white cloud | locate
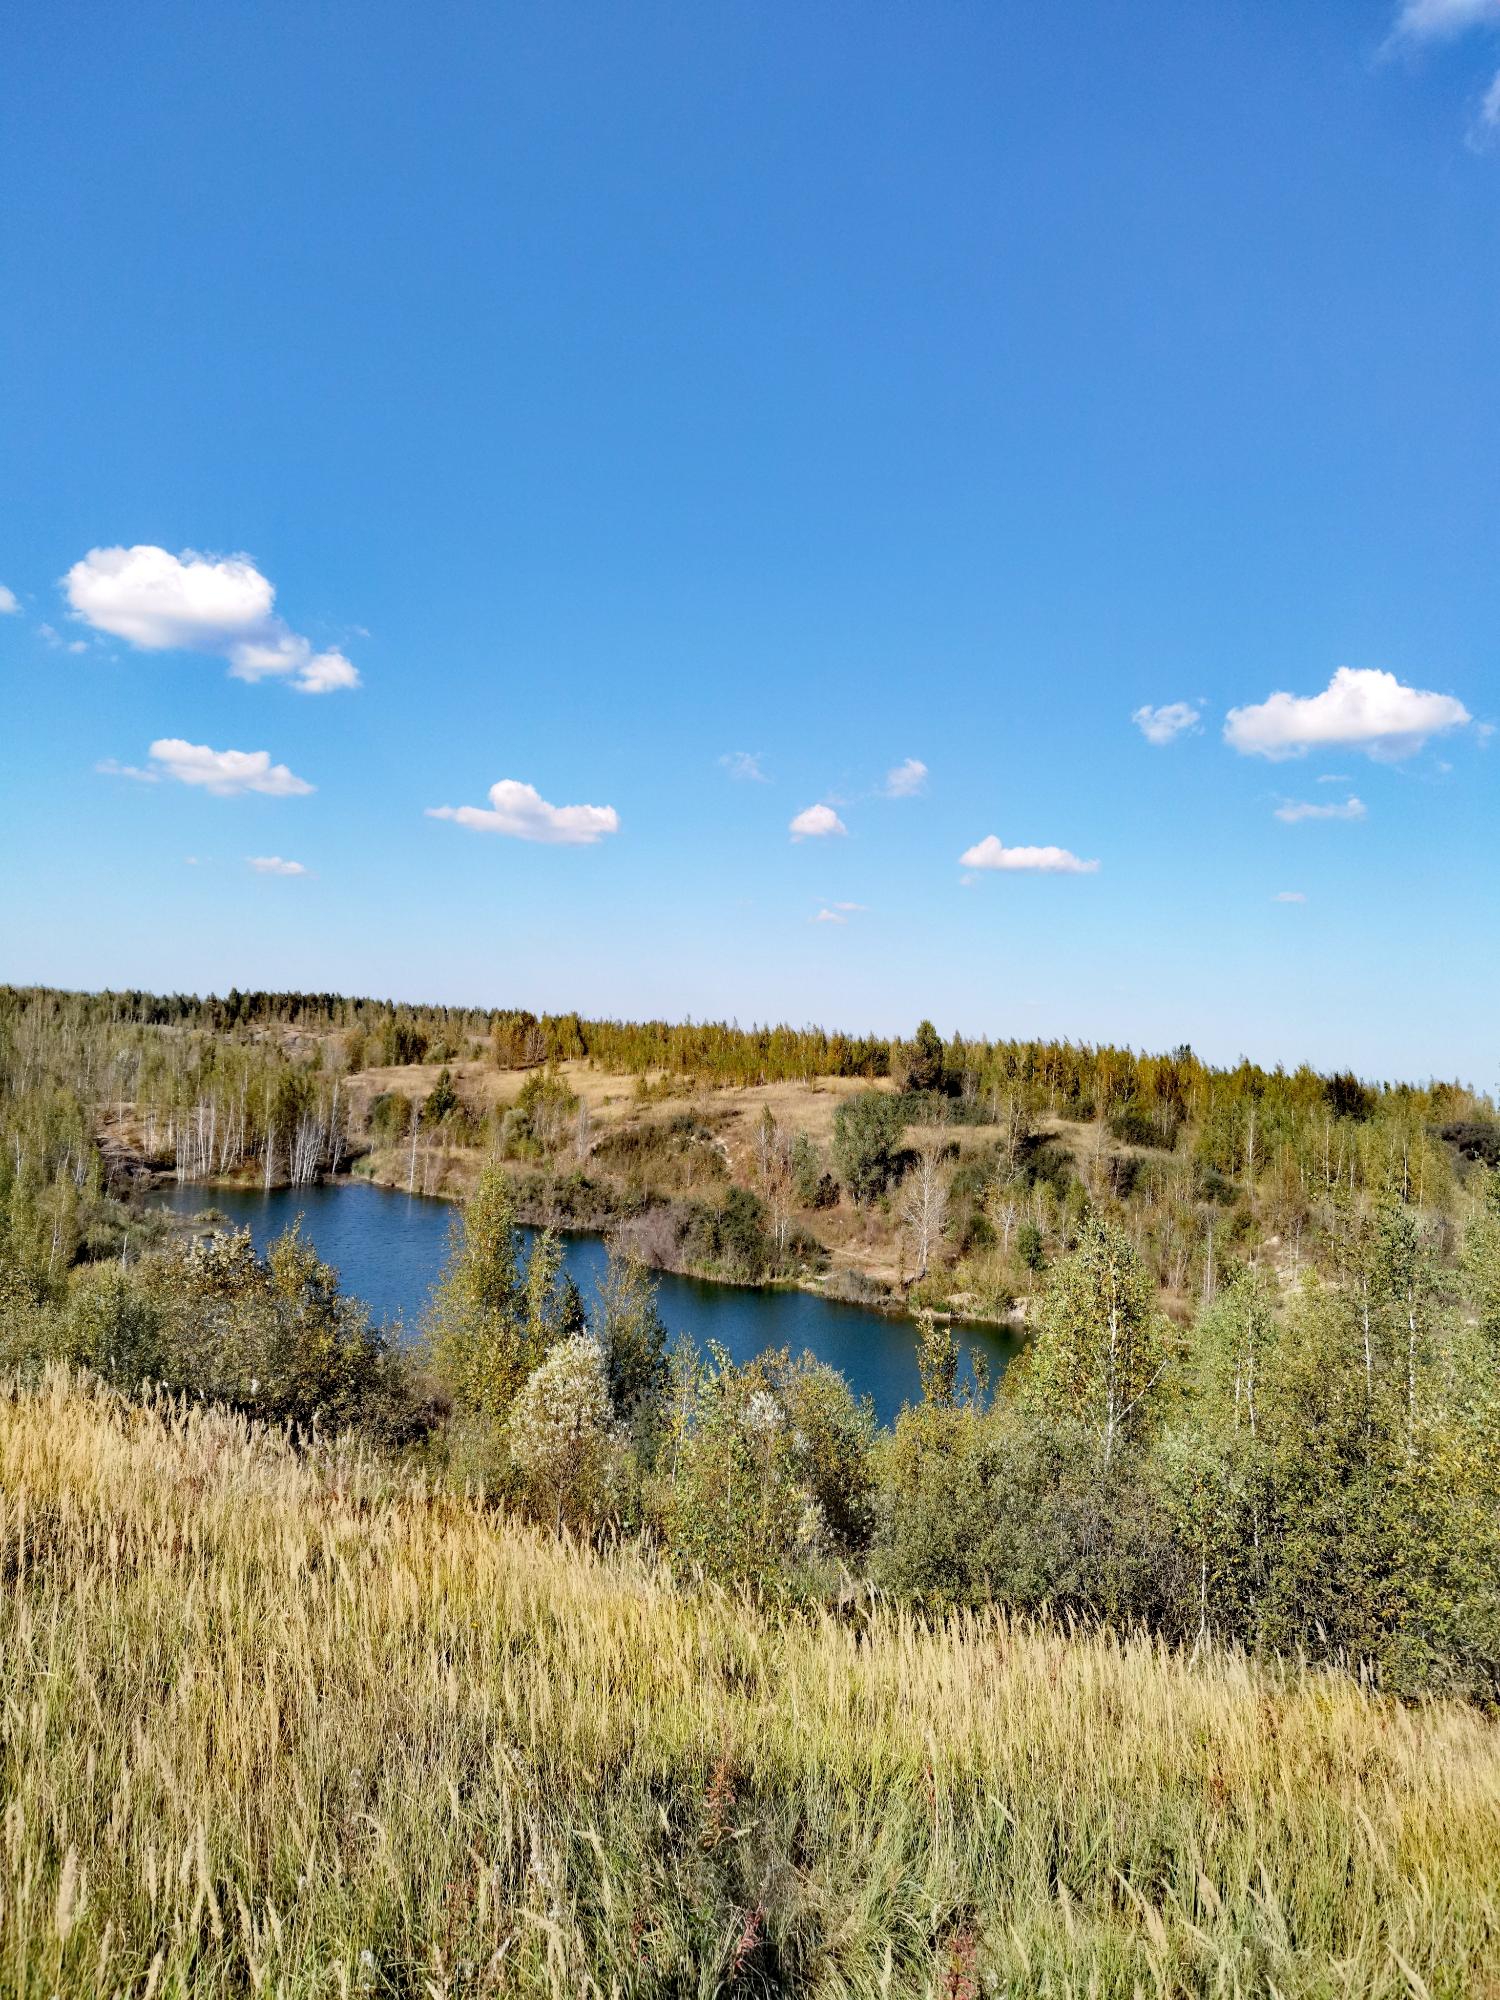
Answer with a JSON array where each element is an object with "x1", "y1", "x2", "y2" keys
[
  {"x1": 959, "y1": 836, "x2": 1100, "y2": 874},
  {"x1": 63, "y1": 544, "x2": 361, "y2": 693},
  {"x1": 0, "y1": 585, "x2": 18, "y2": 615},
  {"x1": 1132, "y1": 701, "x2": 1201, "y2": 746},
  {"x1": 291, "y1": 648, "x2": 360, "y2": 693},
  {"x1": 833, "y1": 900, "x2": 867, "y2": 912},
  {"x1": 813, "y1": 908, "x2": 848, "y2": 925},
  {"x1": 1481, "y1": 63, "x2": 1500, "y2": 127},
  {"x1": 789, "y1": 803, "x2": 847, "y2": 840},
  {"x1": 883, "y1": 757, "x2": 928, "y2": 798},
  {"x1": 1273, "y1": 891, "x2": 1308, "y2": 903},
  {"x1": 1224, "y1": 667, "x2": 1470, "y2": 761},
  {"x1": 95, "y1": 758, "x2": 159, "y2": 784},
  {"x1": 39, "y1": 621, "x2": 89, "y2": 654},
  {"x1": 719, "y1": 751, "x2": 769, "y2": 783},
  {"x1": 248, "y1": 856, "x2": 309, "y2": 877},
  {"x1": 1392, "y1": 0, "x2": 1500, "y2": 39},
  {"x1": 426, "y1": 778, "x2": 619, "y2": 846},
  {"x1": 135, "y1": 739, "x2": 315, "y2": 797},
  {"x1": 1273, "y1": 795, "x2": 1367, "y2": 824}
]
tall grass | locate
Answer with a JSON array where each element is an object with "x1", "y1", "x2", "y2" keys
[{"x1": 3, "y1": 1372, "x2": 1498, "y2": 1997}]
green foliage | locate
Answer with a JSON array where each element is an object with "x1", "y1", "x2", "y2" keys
[
  {"x1": 367, "y1": 1089, "x2": 413, "y2": 1143},
  {"x1": 788, "y1": 1130, "x2": 836, "y2": 1208},
  {"x1": 1023, "y1": 1215, "x2": 1171, "y2": 1467},
  {"x1": 423, "y1": 1164, "x2": 529, "y2": 1420},
  {"x1": 681, "y1": 1186, "x2": 773, "y2": 1281},
  {"x1": 658, "y1": 1344, "x2": 874, "y2": 1590},
  {"x1": 596, "y1": 1239, "x2": 668, "y2": 1421},
  {"x1": 831, "y1": 1090, "x2": 906, "y2": 1203},
  {"x1": 499, "y1": 1068, "x2": 581, "y2": 1159},
  {"x1": 1463, "y1": 1171, "x2": 1500, "y2": 1352},
  {"x1": 423, "y1": 1066, "x2": 459, "y2": 1122},
  {"x1": 508, "y1": 1333, "x2": 622, "y2": 1531}
]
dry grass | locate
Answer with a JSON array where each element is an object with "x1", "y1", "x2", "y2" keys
[
  {"x1": 3, "y1": 1370, "x2": 1499, "y2": 1996},
  {"x1": 349, "y1": 1060, "x2": 888, "y2": 1143}
]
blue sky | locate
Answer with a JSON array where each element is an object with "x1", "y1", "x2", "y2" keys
[{"x1": 2, "y1": 0, "x2": 1497, "y2": 1087}]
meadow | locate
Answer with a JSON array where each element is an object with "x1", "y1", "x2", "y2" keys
[{"x1": 4, "y1": 1368, "x2": 1499, "y2": 1999}]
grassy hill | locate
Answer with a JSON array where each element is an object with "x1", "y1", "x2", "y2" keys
[{"x1": 4, "y1": 1370, "x2": 1499, "y2": 1998}]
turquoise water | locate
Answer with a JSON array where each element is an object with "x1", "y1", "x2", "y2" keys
[{"x1": 149, "y1": 1178, "x2": 1019, "y2": 1426}]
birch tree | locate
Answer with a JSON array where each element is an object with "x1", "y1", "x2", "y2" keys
[
  {"x1": 900, "y1": 1142, "x2": 950, "y2": 1280},
  {"x1": 1026, "y1": 1214, "x2": 1170, "y2": 1468}
]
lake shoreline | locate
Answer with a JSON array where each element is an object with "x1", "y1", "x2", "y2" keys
[
  {"x1": 144, "y1": 1177, "x2": 1022, "y2": 1426},
  {"x1": 134, "y1": 1157, "x2": 1023, "y2": 1336}
]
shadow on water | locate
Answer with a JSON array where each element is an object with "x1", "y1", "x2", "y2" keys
[{"x1": 148, "y1": 1178, "x2": 1021, "y2": 1427}]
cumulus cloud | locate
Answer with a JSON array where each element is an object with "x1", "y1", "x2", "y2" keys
[
  {"x1": 813, "y1": 908, "x2": 848, "y2": 925},
  {"x1": 1273, "y1": 891, "x2": 1308, "y2": 903},
  {"x1": 113, "y1": 739, "x2": 318, "y2": 797},
  {"x1": 1132, "y1": 701, "x2": 1201, "y2": 745},
  {"x1": 719, "y1": 751, "x2": 769, "y2": 783},
  {"x1": 0, "y1": 585, "x2": 18, "y2": 615},
  {"x1": 959, "y1": 836, "x2": 1100, "y2": 874},
  {"x1": 289, "y1": 648, "x2": 360, "y2": 692},
  {"x1": 248, "y1": 856, "x2": 309, "y2": 877},
  {"x1": 789, "y1": 803, "x2": 847, "y2": 840},
  {"x1": 1224, "y1": 667, "x2": 1470, "y2": 761},
  {"x1": 426, "y1": 778, "x2": 619, "y2": 846},
  {"x1": 1273, "y1": 795, "x2": 1367, "y2": 824},
  {"x1": 883, "y1": 757, "x2": 928, "y2": 798},
  {"x1": 63, "y1": 544, "x2": 361, "y2": 693}
]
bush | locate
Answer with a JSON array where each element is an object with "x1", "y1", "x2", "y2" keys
[
  {"x1": 682, "y1": 1186, "x2": 772, "y2": 1281},
  {"x1": 831, "y1": 1091, "x2": 906, "y2": 1203}
]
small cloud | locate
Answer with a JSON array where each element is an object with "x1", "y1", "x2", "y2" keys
[
  {"x1": 1272, "y1": 891, "x2": 1308, "y2": 903},
  {"x1": 959, "y1": 836, "x2": 1100, "y2": 874},
  {"x1": 291, "y1": 648, "x2": 360, "y2": 693},
  {"x1": 38, "y1": 621, "x2": 89, "y2": 654},
  {"x1": 1225, "y1": 666, "x2": 1470, "y2": 761},
  {"x1": 0, "y1": 584, "x2": 18, "y2": 615},
  {"x1": 113, "y1": 739, "x2": 317, "y2": 797},
  {"x1": 883, "y1": 757, "x2": 928, "y2": 798},
  {"x1": 813, "y1": 908, "x2": 848, "y2": 925},
  {"x1": 1273, "y1": 795, "x2": 1366, "y2": 824},
  {"x1": 833, "y1": 900, "x2": 867, "y2": 912},
  {"x1": 426, "y1": 778, "x2": 619, "y2": 845},
  {"x1": 95, "y1": 758, "x2": 159, "y2": 784},
  {"x1": 63, "y1": 543, "x2": 362, "y2": 693},
  {"x1": 1390, "y1": 0, "x2": 1500, "y2": 42},
  {"x1": 790, "y1": 803, "x2": 847, "y2": 840},
  {"x1": 1315, "y1": 773, "x2": 1352, "y2": 783},
  {"x1": 1132, "y1": 701, "x2": 1201, "y2": 746},
  {"x1": 248, "y1": 855, "x2": 309, "y2": 877},
  {"x1": 184, "y1": 856, "x2": 200, "y2": 866},
  {"x1": 719, "y1": 751, "x2": 769, "y2": 783}
]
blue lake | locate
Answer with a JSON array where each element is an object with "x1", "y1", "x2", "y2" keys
[{"x1": 149, "y1": 1178, "x2": 1020, "y2": 1426}]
